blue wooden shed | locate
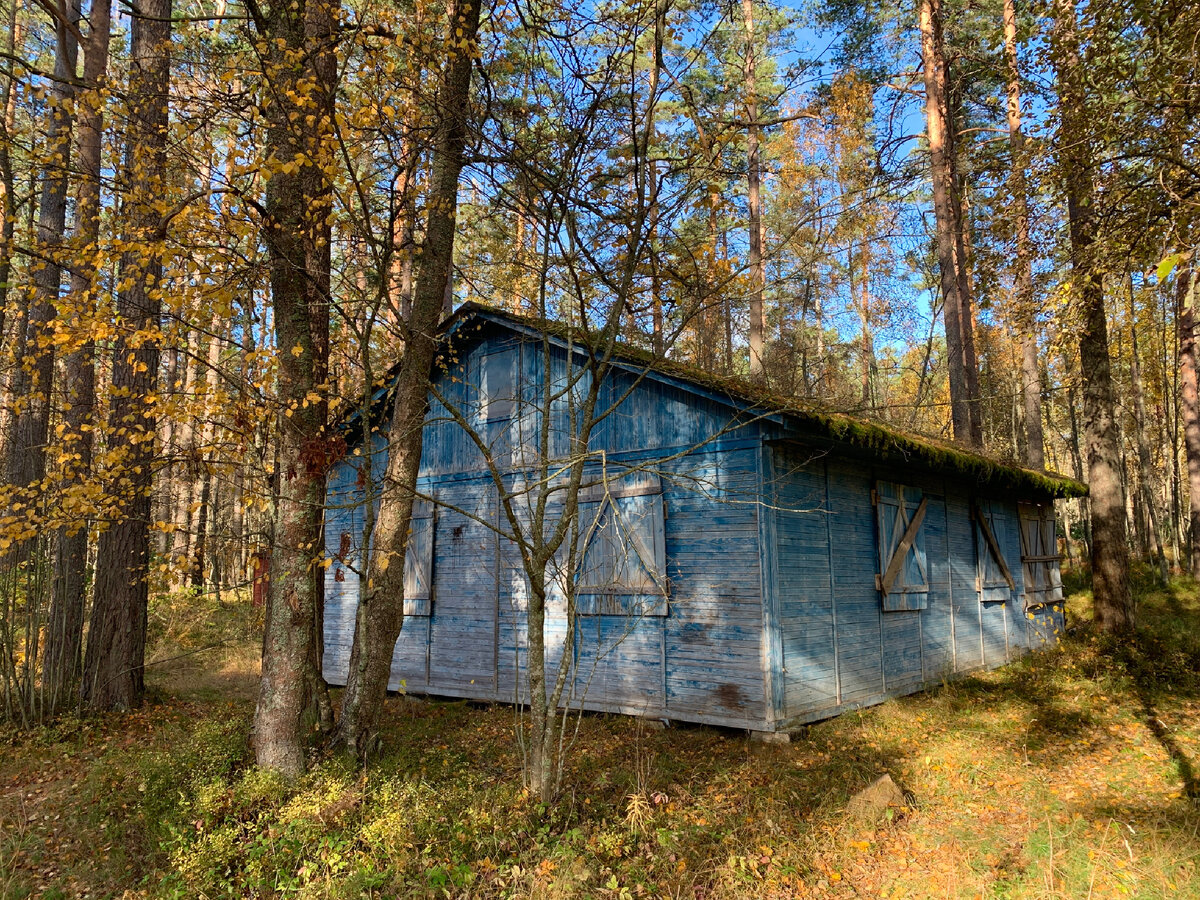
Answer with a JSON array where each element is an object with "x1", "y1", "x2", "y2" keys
[{"x1": 322, "y1": 304, "x2": 1083, "y2": 734}]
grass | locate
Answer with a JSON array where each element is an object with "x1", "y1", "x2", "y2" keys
[{"x1": 1, "y1": 577, "x2": 1198, "y2": 898}]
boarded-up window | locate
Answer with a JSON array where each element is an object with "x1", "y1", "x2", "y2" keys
[
  {"x1": 577, "y1": 474, "x2": 667, "y2": 616},
  {"x1": 874, "y1": 481, "x2": 929, "y2": 611},
  {"x1": 974, "y1": 500, "x2": 1016, "y2": 603},
  {"x1": 1018, "y1": 502, "x2": 1062, "y2": 609},
  {"x1": 403, "y1": 499, "x2": 434, "y2": 616},
  {"x1": 480, "y1": 349, "x2": 517, "y2": 422}
]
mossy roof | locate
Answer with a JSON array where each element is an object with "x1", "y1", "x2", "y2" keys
[
  {"x1": 443, "y1": 303, "x2": 1087, "y2": 499},
  {"x1": 340, "y1": 302, "x2": 1085, "y2": 500}
]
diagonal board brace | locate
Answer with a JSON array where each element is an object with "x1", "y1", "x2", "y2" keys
[
  {"x1": 974, "y1": 503, "x2": 1016, "y2": 590},
  {"x1": 879, "y1": 495, "x2": 928, "y2": 596}
]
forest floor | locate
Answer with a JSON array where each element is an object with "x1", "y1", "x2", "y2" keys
[{"x1": 2, "y1": 576, "x2": 1199, "y2": 899}]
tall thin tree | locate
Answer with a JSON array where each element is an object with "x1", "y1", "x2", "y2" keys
[
  {"x1": 1002, "y1": 0, "x2": 1043, "y2": 469},
  {"x1": 82, "y1": 0, "x2": 172, "y2": 710},
  {"x1": 45, "y1": 0, "x2": 113, "y2": 700},
  {"x1": 252, "y1": 0, "x2": 339, "y2": 774},
  {"x1": 918, "y1": 0, "x2": 977, "y2": 447},
  {"x1": 1051, "y1": 0, "x2": 1132, "y2": 631},
  {"x1": 335, "y1": 0, "x2": 483, "y2": 759},
  {"x1": 743, "y1": 0, "x2": 765, "y2": 379}
]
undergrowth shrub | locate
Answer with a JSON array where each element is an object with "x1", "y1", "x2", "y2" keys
[{"x1": 146, "y1": 586, "x2": 262, "y2": 655}]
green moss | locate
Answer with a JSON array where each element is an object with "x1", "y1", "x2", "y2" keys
[{"x1": 445, "y1": 302, "x2": 1087, "y2": 500}]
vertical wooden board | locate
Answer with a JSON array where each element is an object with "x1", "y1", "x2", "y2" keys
[
  {"x1": 918, "y1": 493, "x2": 955, "y2": 681},
  {"x1": 972, "y1": 496, "x2": 1011, "y2": 670},
  {"x1": 424, "y1": 354, "x2": 468, "y2": 473},
  {"x1": 946, "y1": 489, "x2": 984, "y2": 672},
  {"x1": 571, "y1": 615, "x2": 606, "y2": 708},
  {"x1": 825, "y1": 460, "x2": 884, "y2": 704},
  {"x1": 595, "y1": 615, "x2": 665, "y2": 716},
  {"x1": 996, "y1": 499, "x2": 1030, "y2": 655},
  {"x1": 389, "y1": 617, "x2": 429, "y2": 692},
  {"x1": 322, "y1": 458, "x2": 365, "y2": 687},
  {"x1": 922, "y1": 583, "x2": 955, "y2": 680},
  {"x1": 882, "y1": 610, "x2": 924, "y2": 691},
  {"x1": 875, "y1": 481, "x2": 927, "y2": 680},
  {"x1": 773, "y1": 446, "x2": 837, "y2": 718},
  {"x1": 660, "y1": 447, "x2": 766, "y2": 727},
  {"x1": 321, "y1": 570, "x2": 357, "y2": 685},
  {"x1": 1027, "y1": 599, "x2": 1063, "y2": 647},
  {"x1": 979, "y1": 590, "x2": 1009, "y2": 668},
  {"x1": 427, "y1": 480, "x2": 498, "y2": 696}
]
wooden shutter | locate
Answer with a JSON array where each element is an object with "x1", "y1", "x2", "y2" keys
[
  {"x1": 576, "y1": 475, "x2": 667, "y2": 616},
  {"x1": 576, "y1": 499, "x2": 611, "y2": 598},
  {"x1": 974, "y1": 500, "x2": 1015, "y2": 603},
  {"x1": 875, "y1": 482, "x2": 929, "y2": 612},
  {"x1": 403, "y1": 499, "x2": 434, "y2": 616},
  {"x1": 1019, "y1": 502, "x2": 1062, "y2": 609}
]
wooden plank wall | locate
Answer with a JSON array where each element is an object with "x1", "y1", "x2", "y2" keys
[
  {"x1": 771, "y1": 444, "x2": 1065, "y2": 727},
  {"x1": 322, "y1": 320, "x2": 1064, "y2": 733},
  {"x1": 490, "y1": 446, "x2": 767, "y2": 729},
  {"x1": 323, "y1": 325, "x2": 773, "y2": 730}
]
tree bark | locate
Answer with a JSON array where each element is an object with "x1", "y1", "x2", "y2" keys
[
  {"x1": 170, "y1": 334, "x2": 198, "y2": 570},
  {"x1": 1003, "y1": 0, "x2": 1043, "y2": 468},
  {"x1": 947, "y1": 108, "x2": 983, "y2": 446},
  {"x1": 1128, "y1": 279, "x2": 1168, "y2": 582},
  {"x1": 5, "y1": 0, "x2": 77, "y2": 498},
  {"x1": 45, "y1": 0, "x2": 112, "y2": 699},
  {"x1": 919, "y1": 0, "x2": 976, "y2": 447},
  {"x1": 1176, "y1": 262, "x2": 1200, "y2": 579},
  {"x1": 0, "y1": 0, "x2": 22, "y2": 347},
  {"x1": 1052, "y1": 0, "x2": 1131, "y2": 631},
  {"x1": 335, "y1": 0, "x2": 482, "y2": 760},
  {"x1": 82, "y1": 0, "x2": 172, "y2": 711},
  {"x1": 742, "y1": 0, "x2": 764, "y2": 380},
  {"x1": 252, "y1": 0, "x2": 338, "y2": 775}
]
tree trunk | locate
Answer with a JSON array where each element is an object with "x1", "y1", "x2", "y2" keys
[
  {"x1": 0, "y1": 0, "x2": 23, "y2": 346},
  {"x1": 1128, "y1": 279, "x2": 1168, "y2": 582},
  {"x1": 82, "y1": 0, "x2": 172, "y2": 711},
  {"x1": 742, "y1": 0, "x2": 764, "y2": 380},
  {"x1": 1052, "y1": 0, "x2": 1131, "y2": 631},
  {"x1": 1003, "y1": 0, "x2": 1043, "y2": 468},
  {"x1": 45, "y1": 0, "x2": 113, "y2": 699},
  {"x1": 918, "y1": 0, "x2": 975, "y2": 447},
  {"x1": 1176, "y1": 262, "x2": 1200, "y2": 579},
  {"x1": 948, "y1": 113, "x2": 983, "y2": 446},
  {"x1": 335, "y1": 0, "x2": 482, "y2": 760},
  {"x1": 5, "y1": 0, "x2": 77, "y2": 499},
  {"x1": 171, "y1": 334, "x2": 198, "y2": 570},
  {"x1": 252, "y1": 0, "x2": 338, "y2": 775},
  {"x1": 190, "y1": 325, "x2": 223, "y2": 588},
  {"x1": 855, "y1": 239, "x2": 875, "y2": 410},
  {"x1": 231, "y1": 293, "x2": 257, "y2": 580},
  {"x1": 1163, "y1": 280, "x2": 1183, "y2": 569}
]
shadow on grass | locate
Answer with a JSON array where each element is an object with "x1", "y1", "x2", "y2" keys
[
  {"x1": 941, "y1": 666, "x2": 1098, "y2": 745},
  {"x1": 1073, "y1": 796, "x2": 1200, "y2": 851}
]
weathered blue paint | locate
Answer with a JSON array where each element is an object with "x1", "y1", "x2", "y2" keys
[{"x1": 323, "y1": 307, "x2": 1072, "y2": 732}]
